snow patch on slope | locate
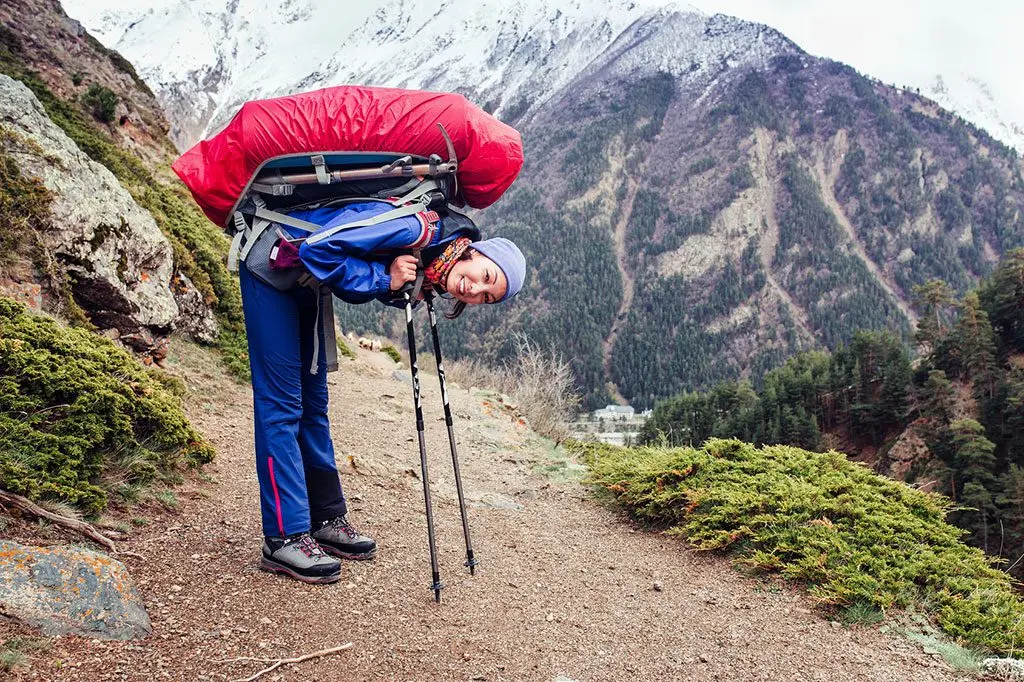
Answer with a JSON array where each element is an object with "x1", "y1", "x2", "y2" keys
[{"x1": 926, "y1": 73, "x2": 1024, "y2": 153}]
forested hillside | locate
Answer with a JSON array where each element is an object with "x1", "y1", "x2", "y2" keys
[
  {"x1": 641, "y1": 249, "x2": 1024, "y2": 571},
  {"x1": 58, "y1": 1, "x2": 1024, "y2": 413},
  {"x1": 335, "y1": 31, "x2": 1024, "y2": 411}
]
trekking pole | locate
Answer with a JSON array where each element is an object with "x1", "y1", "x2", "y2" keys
[
  {"x1": 402, "y1": 283, "x2": 444, "y2": 603},
  {"x1": 423, "y1": 289, "x2": 479, "y2": 575}
]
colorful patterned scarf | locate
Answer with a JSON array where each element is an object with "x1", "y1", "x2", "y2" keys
[{"x1": 424, "y1": 237, "x2": 472, "y2": 290}]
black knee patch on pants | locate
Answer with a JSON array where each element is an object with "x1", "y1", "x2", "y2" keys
[{"x1": 305, "y1": 465, "x2": 347, "y2": 523}]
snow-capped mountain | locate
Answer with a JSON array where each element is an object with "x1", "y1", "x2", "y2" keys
[
  {"x1": 55, "y1": 0, "x2": 1024, "y2": 411},
  {"x1": 925, "y1": 72, "x2": 1024, "y2": 153},
  {"x1": 62, "y1": 0, "x2": 713, "y2": 146},
  {"x1": 62, "y1": 0, "x2": 1024, "y2": 154}
]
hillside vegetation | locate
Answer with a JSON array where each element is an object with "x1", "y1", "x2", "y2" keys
[
  {"x1": 1, "y1": 2, "x2": 231, "y2": 515},
  {"x1": 0, "y1": 10, "x2": 247, "y2": 377},
  {"x1": 582, "y1": 438, "x2": 1024, "y2": 654},
  {"x1": 0, "y1": 297, "x2": 214, "y2": 515}
]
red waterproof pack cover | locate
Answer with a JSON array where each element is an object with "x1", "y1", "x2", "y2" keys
[{"x1": 172, "y1": 85, "x2": 524, "y2": 228}]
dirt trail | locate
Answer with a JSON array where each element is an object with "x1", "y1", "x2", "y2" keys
[
  {"x1": 601, "y1": 175, "x2": 641, "y2": 406},
  {"x1": 11, "y1": 343, "x2": 964, "y2": 682}
]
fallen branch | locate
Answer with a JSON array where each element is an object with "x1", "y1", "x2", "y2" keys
[
  {"x1": 0, "y1": 489, "x2": 116, "y2": 552},
  {"x1": 214, "y1": 643, "x2": 353, "y2": 682}
]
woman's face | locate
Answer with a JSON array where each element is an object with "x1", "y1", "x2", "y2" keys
[{"x1": 444, "y1": 249, "x2": 507, "y2": 304}]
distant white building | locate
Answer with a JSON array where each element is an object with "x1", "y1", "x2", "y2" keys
[
  {"x1": 571, "y1": 405, "x2": 652, "y2": 445},
  {"x1": 594, "y1": 404, "x2": 635, "y2": 420}
]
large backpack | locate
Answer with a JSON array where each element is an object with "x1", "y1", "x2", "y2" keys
[
  {"x1": 173, "y1": 86, "x2": 523, "y2": 375},
  {"x1": 227, "y1": 138, "x2": 473, "y2": 375}
]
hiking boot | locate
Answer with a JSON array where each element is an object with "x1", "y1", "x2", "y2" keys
[
  {"x1": 312, "y1": 515, "x2": 378, "y2": 560},
  {"x1": 260, "y1": 533, "x2": 341, "y2": 584}
]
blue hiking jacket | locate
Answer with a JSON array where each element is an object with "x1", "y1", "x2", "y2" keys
[{"x1": 293, "y1": 201, "x2": 465, "y2": 305}]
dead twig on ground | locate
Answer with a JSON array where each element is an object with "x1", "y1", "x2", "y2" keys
[
  {"x1": 213, "y1": 643, "x2": 353, "y2": 682},
  {"x1": 0, "y1": 489, "x2": 116, "y2": 551}
]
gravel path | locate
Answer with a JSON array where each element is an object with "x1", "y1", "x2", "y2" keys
[{"x1": 5, "y1": 342, "x2": 968, "y2": 682}]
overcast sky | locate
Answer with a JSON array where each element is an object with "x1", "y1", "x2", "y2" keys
[{"x1": 691, "y1": 0, "x2": 1023, "y2": 122}]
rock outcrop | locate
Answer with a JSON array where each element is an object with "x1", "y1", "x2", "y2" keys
[
  {"x1": 0, "y1": 540, "x2": 151, "y2": 640},
  {"x1": 0, "y1": 75, "x2": 202, "y2": 352}
]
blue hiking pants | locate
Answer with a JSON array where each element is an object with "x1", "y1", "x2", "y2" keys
[{"x1": 239, "y1": 263, "x2": 347, "y2": 537}]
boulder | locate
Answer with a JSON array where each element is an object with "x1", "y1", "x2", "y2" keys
[
  {"x1": 0, "y1": 541, "x2": 151, "y2": 640},
  {"x1": 0, "y1": 75, "x2": 214, "y2": 349},
  {"x1": 171, "y1": 271, "x2": 219, "y2": 343},
  {"x1": 983, "y1": 658, "x2": 1024, "y2": 680}
]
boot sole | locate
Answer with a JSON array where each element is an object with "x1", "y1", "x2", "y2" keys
[
  {"x1": 320, "y1": 545, "x2": 378, "y2": 561},
  {"x1": 259, "y1": 557, "x2": 341, "y2": 584}
]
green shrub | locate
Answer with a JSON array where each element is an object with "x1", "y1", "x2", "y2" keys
[
  {"x1": 382, "y1": 344, "x2": 402, "y2": 363},
  {"x1": 0, "y1": 297, "x2": 215, "y2": 515},
  {"x1": 579, "y1": 438, "x2": 1024, "y2": 653},
  {"x1": 71, "y1": 72, "x2": 84, "y2": 86},
  {"x1": 336, "y1": 336, "x2": 356, "y2": 360},
  {"x1": 81, "y1": 84, "x2": 118, "y2": 123}
]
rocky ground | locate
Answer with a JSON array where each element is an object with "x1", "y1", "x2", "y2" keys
[{"x1": 1, "y1": 340, "x2": 975, "y2": 682}]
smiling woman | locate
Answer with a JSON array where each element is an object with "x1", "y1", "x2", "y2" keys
[
  {"x1": 411, "y1": 234, "x2": 524, "y2": 318},
  {"x1": 228, "y1": 197, "x2": 527, "y2": 583},
  {"x1": 291, "y1": 204, "x2": 526, "y2": 316}
]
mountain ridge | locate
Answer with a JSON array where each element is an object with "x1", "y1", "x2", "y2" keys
[{"x1": 56, "y1": 1, "x2": 1024, "y2": 410}]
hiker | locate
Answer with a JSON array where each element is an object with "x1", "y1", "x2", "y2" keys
[
  {"x1": 240, "y1": 201, "x2": 526, "y2": 584},
  {"x1": 172, "y1": 84, "x2": 525, "y2": 586}
]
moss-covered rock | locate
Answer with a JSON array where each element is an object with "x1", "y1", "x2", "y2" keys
[
  {"x1": 1, "y1": 76, "x2": 180, "y2": 337},
  {"x1": 580, "y1": 438, "x2": 1024, "y2": 654},
  {"x1": 0, "y1": 297, "x2": 214, "y2": 515}
]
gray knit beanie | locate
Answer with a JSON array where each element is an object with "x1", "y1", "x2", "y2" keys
[{"x1": 471, "y1": 238, "x2": 526, "y2": 302}]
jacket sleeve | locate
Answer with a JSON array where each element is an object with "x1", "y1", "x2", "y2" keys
[{"x1": 296, "y1": 202, "x2": 434, "y2": 299}]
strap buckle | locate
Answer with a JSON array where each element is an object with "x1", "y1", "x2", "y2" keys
[{"x1": 311, "y1": 155, "x2": 330, "y2": 185}]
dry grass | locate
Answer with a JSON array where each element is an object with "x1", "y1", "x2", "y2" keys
[
  {"x1": 447, "y1": 336, "x2": 580, "y2": 442},
  {"x1": 446, "y1": 356, "x2": 504, "y2": 391}
]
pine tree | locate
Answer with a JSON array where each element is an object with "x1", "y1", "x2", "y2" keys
[
  {"x1": 961, "y1": 481, "x2": 995, "y2": 551},
  {"x1": 912, "y1": 279, "x2": 956, "y2": 357},
  {"x1": 918, "y1": 369, "x2": 956, "y2": 425},
  {"x1": 954, "y1": 292, "x2": 999, "y2": 399},
  {"x1": 979, "y1": 248, "x2": 1024, "y2": 353},
  {"x1": 948, "y1": 418, "x2": 998, "y2": 490}
]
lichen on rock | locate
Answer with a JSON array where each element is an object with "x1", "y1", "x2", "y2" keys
[{"x1": 0, "y1": 540, "x2": 151, "y2": 640}]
